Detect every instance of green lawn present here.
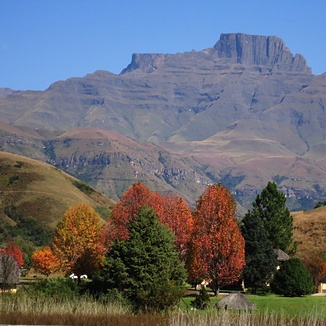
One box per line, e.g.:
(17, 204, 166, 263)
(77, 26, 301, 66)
(181, 293, 326, 319)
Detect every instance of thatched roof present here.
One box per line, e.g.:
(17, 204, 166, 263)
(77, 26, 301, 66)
(274, 249, 290, 262)
(215, 292, 257, 311)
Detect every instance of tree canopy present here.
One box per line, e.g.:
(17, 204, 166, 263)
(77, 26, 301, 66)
(52, 203, 105, 278)
(109, 182, 193, 261)
(271, 258, 313, 297)
(32, 246, 59, 277)
(101, 206, 187, 312)
(241, 210, 277, 293)
(251, 181, 295, 254)
(188, 183, 245, 295)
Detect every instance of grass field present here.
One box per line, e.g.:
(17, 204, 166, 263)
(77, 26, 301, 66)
(181, 293, 326, 319)
(0, 291, 325, 326)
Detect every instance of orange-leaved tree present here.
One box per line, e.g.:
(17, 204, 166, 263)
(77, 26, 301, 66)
(1, 241, 24, 268)
(109, 182, 193, 261)
(52, 203, 105, 279)
(188, 183, 245, 295)
(32, 246, 59, 277)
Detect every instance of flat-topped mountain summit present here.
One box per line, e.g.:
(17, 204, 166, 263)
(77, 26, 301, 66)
(123, 33, 311, 74)
(0, 33, 325, 210)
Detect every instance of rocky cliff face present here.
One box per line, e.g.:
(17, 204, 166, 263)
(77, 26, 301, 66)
(214, 33, 311, 72)
(121, 33, 311, 74)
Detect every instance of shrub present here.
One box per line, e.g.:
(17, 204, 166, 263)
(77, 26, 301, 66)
(191, 286, 210, 310)
(271, 258, 313, 297)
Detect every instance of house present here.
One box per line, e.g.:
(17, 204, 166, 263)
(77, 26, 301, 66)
(0, 254, 20, 291)
(318, 275, 326, 294)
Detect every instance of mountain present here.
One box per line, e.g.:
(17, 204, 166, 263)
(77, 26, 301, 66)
(0, 151, 115, 250)
(0, 121, 211, 205)
(0, 33, 325, 210)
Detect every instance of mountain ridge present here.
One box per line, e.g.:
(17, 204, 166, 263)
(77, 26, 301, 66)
(0, 33, 325, 210)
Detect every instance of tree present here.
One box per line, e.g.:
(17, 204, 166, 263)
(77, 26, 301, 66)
(241, 210, 277, 293)
(271, 258, 313, 297)
(110, 182, 154, 241)
(251, 181, 295, 254)
(191, 286, 210, 310)
(100, 206, 187, 312)
(32, 246, 59, 277)
(302, 256, 326, 293)
(188, 184, 245, 295)
(152, 195, 193, 262)
(52, 203, 105, 279)
(109, 182, 193, 261)
(0, 254, 20, 290)
(1, 241, 24, 268)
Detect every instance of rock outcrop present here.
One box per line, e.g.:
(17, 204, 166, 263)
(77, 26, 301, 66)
(214, 33, 311, 72)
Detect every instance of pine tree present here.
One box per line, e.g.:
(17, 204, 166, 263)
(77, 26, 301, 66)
(241, 210, 277, 293)
(252, 181, 295, 254)
(101, 206, 186, 312)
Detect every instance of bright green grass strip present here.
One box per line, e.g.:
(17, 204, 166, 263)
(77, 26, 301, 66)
(180, 294, 326, 319)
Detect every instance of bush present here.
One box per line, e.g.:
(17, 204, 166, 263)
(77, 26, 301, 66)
(191, 287, 210, 310)
(271, 258, 313, 297)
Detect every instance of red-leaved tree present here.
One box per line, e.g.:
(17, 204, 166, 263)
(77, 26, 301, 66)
(1, 241, 24, 268)
(109, 182, 193, 261)
(188, 183, 245, 295)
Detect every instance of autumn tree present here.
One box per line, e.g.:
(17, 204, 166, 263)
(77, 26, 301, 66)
(188, 184, 245, 295)
(32, 246, 59, 277)
(52, 203, 105, 279)
(152, 194, 193, 262)
(99, 206, 187, 312)
(302, 256, 326, 293)
(109, 182, 193, 261)
(251, 181, 295, 254)
(1, 241, 24, 268)
(110, 182, 153, 241)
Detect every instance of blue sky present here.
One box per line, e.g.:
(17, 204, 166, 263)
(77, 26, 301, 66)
(1, 0, 326, 90)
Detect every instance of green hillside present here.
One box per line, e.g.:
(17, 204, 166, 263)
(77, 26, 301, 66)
(0, 152, 115, 266)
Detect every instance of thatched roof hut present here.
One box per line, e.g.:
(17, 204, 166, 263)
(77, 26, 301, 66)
(215, 292, 257, 311)
(274, 249, 290, 262)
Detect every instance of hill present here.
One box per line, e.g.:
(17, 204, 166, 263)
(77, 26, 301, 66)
(0, 33, 325, 210)
(292, 206, 326, 260)
(0, 152, 115, 258)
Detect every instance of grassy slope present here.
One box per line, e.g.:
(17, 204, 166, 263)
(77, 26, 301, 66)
(292, 206, 326, 259)
(0, 151, 115, 232)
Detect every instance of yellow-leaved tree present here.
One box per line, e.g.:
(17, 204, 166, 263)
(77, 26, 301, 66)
(52, 203, 105, 280)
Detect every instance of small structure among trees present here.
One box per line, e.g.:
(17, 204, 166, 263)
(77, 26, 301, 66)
(0, 253, 20, 291)
(216, 292, 257, 311)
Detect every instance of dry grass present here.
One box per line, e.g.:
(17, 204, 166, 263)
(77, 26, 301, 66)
(0, 152, 115, 228)
(292, 206, 326, 259)
(0, 292, 325, 326)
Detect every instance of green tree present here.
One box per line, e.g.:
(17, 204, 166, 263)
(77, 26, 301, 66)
(251, 181, 295, 254)
(100, 206, 186, 312)
(271, 258, 313, 297)
(241, 210, 277, 293)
